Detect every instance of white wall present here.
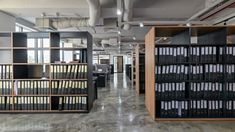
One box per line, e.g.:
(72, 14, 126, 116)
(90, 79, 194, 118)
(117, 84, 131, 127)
(0, 12, 15, 31)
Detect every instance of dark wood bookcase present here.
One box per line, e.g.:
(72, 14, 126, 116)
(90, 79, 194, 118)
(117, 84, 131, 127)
(145, 26, 235, 121)
(0, 32, 95, 113)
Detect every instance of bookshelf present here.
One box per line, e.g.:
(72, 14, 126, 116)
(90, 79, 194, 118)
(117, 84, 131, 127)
(133, 44, 145, 95)
(125, 64, 132, 80)
(145, 26, 235, 120)
(0, 32, 95, 113)
(131, 51, 136, 89)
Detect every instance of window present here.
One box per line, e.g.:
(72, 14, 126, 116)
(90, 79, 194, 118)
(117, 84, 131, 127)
(27, 38, 50, 64)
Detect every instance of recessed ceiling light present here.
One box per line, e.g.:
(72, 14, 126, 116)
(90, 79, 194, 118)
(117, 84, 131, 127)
(118, 31, 121, 35)
(117, 9, 122, 15)
(118, 41, 121, 44)
(139, 23, 144, 27)
(133, 37, 136, 40)
(186, 23, 191, 27)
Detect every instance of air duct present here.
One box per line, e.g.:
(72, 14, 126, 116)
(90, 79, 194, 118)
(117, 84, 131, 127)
(86, 0, 101, 26)
(51, 18, 90, 29)
(35, 0, 100, 29)
(123, 0, 133, 30)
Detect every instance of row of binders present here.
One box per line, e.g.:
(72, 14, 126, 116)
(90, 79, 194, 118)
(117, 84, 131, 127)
(0, 65, 12, 79)
(155, 65, 188, 81)
(0, 96, 50, 110)
(51, 80, 87, 94)
(14, 96, 50, 110)
(155, 83, 185, 100)
(0, 80, 88, 95)
(189, 83, 223, 99)
(15, 81, 49, 95)
(158, 100, 235, 118)
(156, 47, 187, 64)
(52, 96, 87, 110)
(51, 64, 87, 79)
(155, 64, 235, 81)
(155, 46, 235, 64)
(0, 96, 87, 111)
(0, 81, 12, 95)
(156, 82, 235, 100)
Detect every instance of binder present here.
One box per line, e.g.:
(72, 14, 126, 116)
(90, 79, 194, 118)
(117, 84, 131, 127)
(58, 81, 62, 94)
(68, 81, 72, 94)
(75, 96, 79, 110)
(51, 65, 54, 79)
(66, 65, 71, 79)
(59, 97, 63, 110)
(46, 81, 50, 94)
(61, 81, 66, 94)
(55, 81, 59, 94)
(0, 97, 3, 110)
(82, 97, 87, 110)
(33, 97, 37, 110)
(77, 81, 81, 94)
(73, 81, 77, 94)
(63, 65, 67, 79)
(0, 66, 2, 79)
(2, 81, 5, 95)
(51, 81, 55, 94)
(47, 97, 50, 110)
(64, 97, 69, 110)
(37, 97, 41, 110)
(18, 97, 22, 110)
(70, 65, 75, 79)
(80, 65, 84, 79)
(0, 81, 2, 95)
(233, 101, 235, 117)
(73, 65, 78, 79)
(78, 97, 82, 110)
(40, 97, 44, 110)
(84, 65, 87, 79)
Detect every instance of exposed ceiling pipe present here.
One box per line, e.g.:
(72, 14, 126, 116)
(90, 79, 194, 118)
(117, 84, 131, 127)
(121, 20, 211, 25)
(213, 12, 235, 25)
(199, 0, 235, 21)
(86, 0, 101, 26)
(187, 0, 225, 21)
(46, 0, 100, 29)
(123, 0, 133, 30)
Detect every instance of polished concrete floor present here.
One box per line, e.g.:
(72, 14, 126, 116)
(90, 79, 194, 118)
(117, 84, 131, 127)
(0, 73, 235, 132)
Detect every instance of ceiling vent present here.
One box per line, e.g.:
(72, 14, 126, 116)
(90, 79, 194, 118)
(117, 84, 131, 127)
(35, 18, 56, 31)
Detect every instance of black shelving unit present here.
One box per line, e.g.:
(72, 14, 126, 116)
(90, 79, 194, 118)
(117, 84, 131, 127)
(0, 32, 95, 113)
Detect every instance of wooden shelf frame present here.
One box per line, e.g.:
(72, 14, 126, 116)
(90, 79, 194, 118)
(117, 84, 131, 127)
(132, 44, 145, 95)
(145, 25, 235, 121)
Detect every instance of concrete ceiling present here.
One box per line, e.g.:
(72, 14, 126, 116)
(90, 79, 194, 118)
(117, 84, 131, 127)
(1, 0, 232, 54)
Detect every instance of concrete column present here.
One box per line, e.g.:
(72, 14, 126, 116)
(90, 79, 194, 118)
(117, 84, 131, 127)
(0, 11, 16, 31)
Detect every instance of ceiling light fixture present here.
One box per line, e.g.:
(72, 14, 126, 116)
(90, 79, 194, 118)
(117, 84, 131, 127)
(133, 36, 136, 40)
(186, 23, 191, 27)
(117, 9, 122, 15)
(118, 31, 121, 35)
(139, 23, 144, 27)
(163, 37, 167, 40)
